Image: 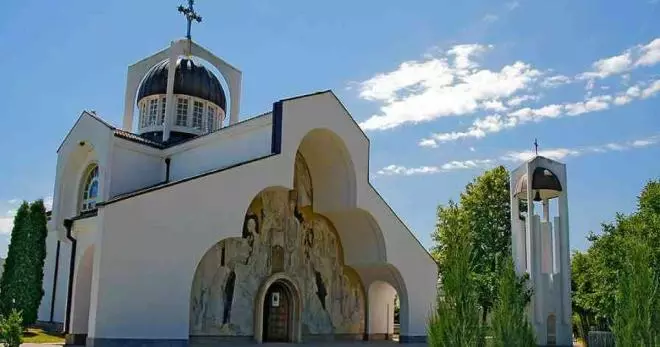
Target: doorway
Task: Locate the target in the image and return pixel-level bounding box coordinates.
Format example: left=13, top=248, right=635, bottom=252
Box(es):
left=263, top=282, right=293, bottom=342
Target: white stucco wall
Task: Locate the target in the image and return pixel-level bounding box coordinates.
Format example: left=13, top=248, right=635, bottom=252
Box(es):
left=88, top=155, right=289, bottom=340
left=52, top=112, right=113, bottom=239
left=167, top=114, right=273, bottom=181
left=109, top=140, right=164, bottom=198
left=55, top=91, right=436, bottom=342
left=38, top=230, right=72, bottom=324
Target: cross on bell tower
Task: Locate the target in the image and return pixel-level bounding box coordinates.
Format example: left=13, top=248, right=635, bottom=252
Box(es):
left=534, top=138, right=539, bottom=156
left=178, top=0, right=202, bottom=40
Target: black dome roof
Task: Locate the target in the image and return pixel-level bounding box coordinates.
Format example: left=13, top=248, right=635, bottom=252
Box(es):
left=137, top=58, right=226, bottom=110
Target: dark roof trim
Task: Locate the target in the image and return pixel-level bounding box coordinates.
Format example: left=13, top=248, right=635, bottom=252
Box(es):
left=57, top=111, right=114, bottom=153
left=114, top=129, right=165, bottom=149
left=271, top=101, right=283, bottom=154
left=71, top=209, right=99, bottom=221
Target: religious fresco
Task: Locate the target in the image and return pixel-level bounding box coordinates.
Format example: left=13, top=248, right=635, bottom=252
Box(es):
left=190, top=152, right=366, bottom=337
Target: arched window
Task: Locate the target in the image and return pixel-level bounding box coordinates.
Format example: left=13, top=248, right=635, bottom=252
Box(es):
left=81, top=165, right=99, bottom=212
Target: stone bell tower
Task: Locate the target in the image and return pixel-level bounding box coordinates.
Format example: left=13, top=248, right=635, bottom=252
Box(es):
left=510, top=156, right=572, bottom=346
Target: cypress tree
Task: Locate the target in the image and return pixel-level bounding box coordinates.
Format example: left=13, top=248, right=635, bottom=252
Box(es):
left=24, top=200, right=48, bottom=325
left=0, top=201, right=31, bottom=318
left=0, top=199, right=49, bottom=326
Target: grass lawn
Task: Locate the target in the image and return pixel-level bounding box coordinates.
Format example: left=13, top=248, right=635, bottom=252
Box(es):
left=22, top=327, right=65, bottom=344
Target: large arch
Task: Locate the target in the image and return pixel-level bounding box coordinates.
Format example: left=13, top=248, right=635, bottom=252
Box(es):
left=296, top=128, right=386, bottom=266
left=296, top=128, right=357, bottom=213
left=188, top=148, right=369, bottom=342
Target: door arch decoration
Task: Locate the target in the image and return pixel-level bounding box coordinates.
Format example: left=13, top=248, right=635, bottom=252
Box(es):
left=254, top=273, right=302, bottom=343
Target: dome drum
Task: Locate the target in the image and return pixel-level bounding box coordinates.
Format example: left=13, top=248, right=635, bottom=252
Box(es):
left=137, top=58, right=226, bottom=110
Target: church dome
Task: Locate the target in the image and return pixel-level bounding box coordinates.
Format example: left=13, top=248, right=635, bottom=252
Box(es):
left=137, top=58, right=226, bottom=110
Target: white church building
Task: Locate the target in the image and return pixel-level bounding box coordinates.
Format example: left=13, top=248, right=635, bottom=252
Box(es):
left=36, top=8, right=437, bottom=347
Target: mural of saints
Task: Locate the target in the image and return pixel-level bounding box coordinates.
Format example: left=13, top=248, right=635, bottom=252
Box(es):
left=190, top=151, right=366, bottom=337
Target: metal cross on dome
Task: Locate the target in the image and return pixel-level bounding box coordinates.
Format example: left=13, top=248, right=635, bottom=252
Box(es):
left=178, top=0, right=202, bottom=40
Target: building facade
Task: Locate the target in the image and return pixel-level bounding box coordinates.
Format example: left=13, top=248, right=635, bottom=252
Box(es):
left=37, top=37, right=438, bottom=346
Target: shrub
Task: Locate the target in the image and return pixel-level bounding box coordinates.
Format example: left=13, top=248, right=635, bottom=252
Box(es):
left=427, top=202, right=484, bottom=347
left=0, top=309, right=23, bottom=347
left=490, top=256, right=535, bottom=347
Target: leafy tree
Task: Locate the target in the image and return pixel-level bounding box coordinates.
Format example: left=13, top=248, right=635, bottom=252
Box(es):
left=611, top=237, right=660, bottom=347
left=490, top=256, right=535, bottom=347
left=571, top=179, right=660, bottom=339
left=428, top=201, right=484, bottom=347
left=432, top=166, right=513, bottom=323
left=0, top=199, right=49, bottom=326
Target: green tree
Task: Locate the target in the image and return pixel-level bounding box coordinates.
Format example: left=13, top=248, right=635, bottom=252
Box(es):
left=0, top=202, right=31, bottom=318
left=490, top=256, right=535, bottom=347
left=571, top=179, right=660, bottom=337
left=23, top=200, right=48, bottom=325
left=611, top=237, right=660, bottom=347
left=428, top=201, right=484, bottom=347
left=432, top=166, right=513, bottom=323
left=0, top=199, right=49, bottom=326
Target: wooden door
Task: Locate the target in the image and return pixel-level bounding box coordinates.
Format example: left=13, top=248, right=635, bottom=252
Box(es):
left=263, top=283, right=290, bottom=342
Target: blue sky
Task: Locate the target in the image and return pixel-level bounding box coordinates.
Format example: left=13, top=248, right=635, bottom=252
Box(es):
left=0, top=0, right=659, bottom=257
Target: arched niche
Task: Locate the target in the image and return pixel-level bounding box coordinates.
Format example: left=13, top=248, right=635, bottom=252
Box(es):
left=295, top=128, right=357, bottom=213
left=354, top=264, right=410, bottom=340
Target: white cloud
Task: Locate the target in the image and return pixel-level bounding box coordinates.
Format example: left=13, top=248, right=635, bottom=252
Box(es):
left=0, top=217, right=12, bottom=235
left=377, top=159, right=493, bottom=176
left=423, top=78, right=659, bottom=146
left=385, top=135, right=660, bottom=177
left=501, top=148, right=581, bottom=162
left=579, top=37, right=660, bottom=80
left=469, top=147, right=476, bottom=152
left=564, top=95, right=611, bottom=116
left=357, top=44, right=541, bottom=131
left=377, top=165, right=441, bottom=176
left=448, top=44, right=489, bottom=70
left=482, top=100, right=508, bottom=112
left=507, top=94, right=539, bottom=107
left=580, top=51, right=633, bottom=79
left=641, top=80, right=660, bottom=99
left=542, top=75, right=571, bottom=88
left=635, top=38, right=660, bottom=67
left=483, top=14, right=499, bottom=23
left=506, top=1, right=520, bottom=10
left=501, top=135, right=660, bottom=162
